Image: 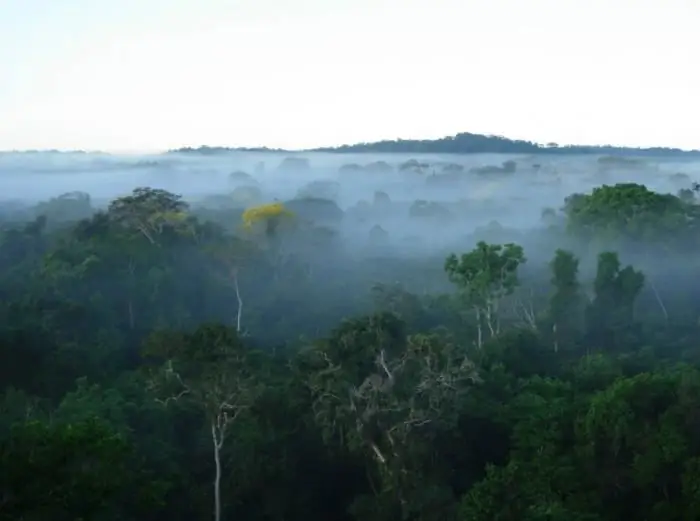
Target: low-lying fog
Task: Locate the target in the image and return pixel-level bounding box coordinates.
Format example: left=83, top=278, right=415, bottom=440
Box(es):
left=0, top=150, right=698, bottom=263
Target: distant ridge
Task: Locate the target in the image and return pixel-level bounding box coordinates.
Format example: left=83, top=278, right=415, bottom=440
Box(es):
left=169, top=132, right=700, bottom=157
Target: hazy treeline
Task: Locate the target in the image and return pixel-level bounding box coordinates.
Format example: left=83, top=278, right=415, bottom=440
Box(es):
left=3, top=151, right=700, bottom=520
left=170, top=131, right=700, bottom=156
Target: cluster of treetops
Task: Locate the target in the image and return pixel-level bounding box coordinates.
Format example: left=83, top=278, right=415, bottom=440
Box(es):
left=4, top=181, right=700, bottom=520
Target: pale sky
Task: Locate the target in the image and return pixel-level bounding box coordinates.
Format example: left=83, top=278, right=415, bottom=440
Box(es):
left=1, top=0, right=698, bottom=152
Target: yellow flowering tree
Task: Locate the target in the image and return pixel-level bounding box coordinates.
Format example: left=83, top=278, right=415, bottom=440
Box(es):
left=241, top=202, right=294, bottom=239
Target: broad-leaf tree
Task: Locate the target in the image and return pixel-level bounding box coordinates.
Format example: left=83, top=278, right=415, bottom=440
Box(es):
left=445, top=242, right=526, bottom=348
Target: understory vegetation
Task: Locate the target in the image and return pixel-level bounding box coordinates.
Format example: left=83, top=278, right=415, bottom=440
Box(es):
left=3, top=176, right=700, bottom=521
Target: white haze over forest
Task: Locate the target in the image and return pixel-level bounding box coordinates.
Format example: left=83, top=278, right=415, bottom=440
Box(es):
left=1, top=151, right=698, bottom=260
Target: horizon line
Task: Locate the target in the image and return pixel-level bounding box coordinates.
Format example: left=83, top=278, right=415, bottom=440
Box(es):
left=1, top=131, right=699, bottom=155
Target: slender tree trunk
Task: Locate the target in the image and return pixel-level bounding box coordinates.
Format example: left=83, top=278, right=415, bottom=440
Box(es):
left=647, top=276, right=669, bottom=322
left=485, top=303, right=496, bottom=338
left=232, top=269, right=243, bottom=333
left=370, top=442, right=387, bottom=464
left=474, top=307, right=483, bottom=349
left=212, top=423, right=222, bottom=521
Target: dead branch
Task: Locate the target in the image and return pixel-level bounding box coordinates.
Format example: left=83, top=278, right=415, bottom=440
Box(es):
left=136, top=223, right=156, bottom=245
left=152, top=360, right=192, bottom=406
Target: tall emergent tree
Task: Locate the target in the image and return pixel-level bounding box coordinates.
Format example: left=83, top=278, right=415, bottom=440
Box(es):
left=143, top=323, right=260, bottom=521
left=549, top=249, right=584, bottom=353
left=445, top=241, right=526, bottom=348
left=108, top=187, right=190, bottom=245
left=586, top=251, right=645, bottom=350
left=301, top=313, right=480, bottom=519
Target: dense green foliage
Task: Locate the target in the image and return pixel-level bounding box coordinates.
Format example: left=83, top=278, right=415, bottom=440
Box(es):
left=4, top=181, right=700, bottom=520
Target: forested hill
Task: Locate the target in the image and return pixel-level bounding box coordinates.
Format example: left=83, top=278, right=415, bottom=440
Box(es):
left=312, top=133, right=700, bottom=156
left=170, top=132, right=700, bottom=156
